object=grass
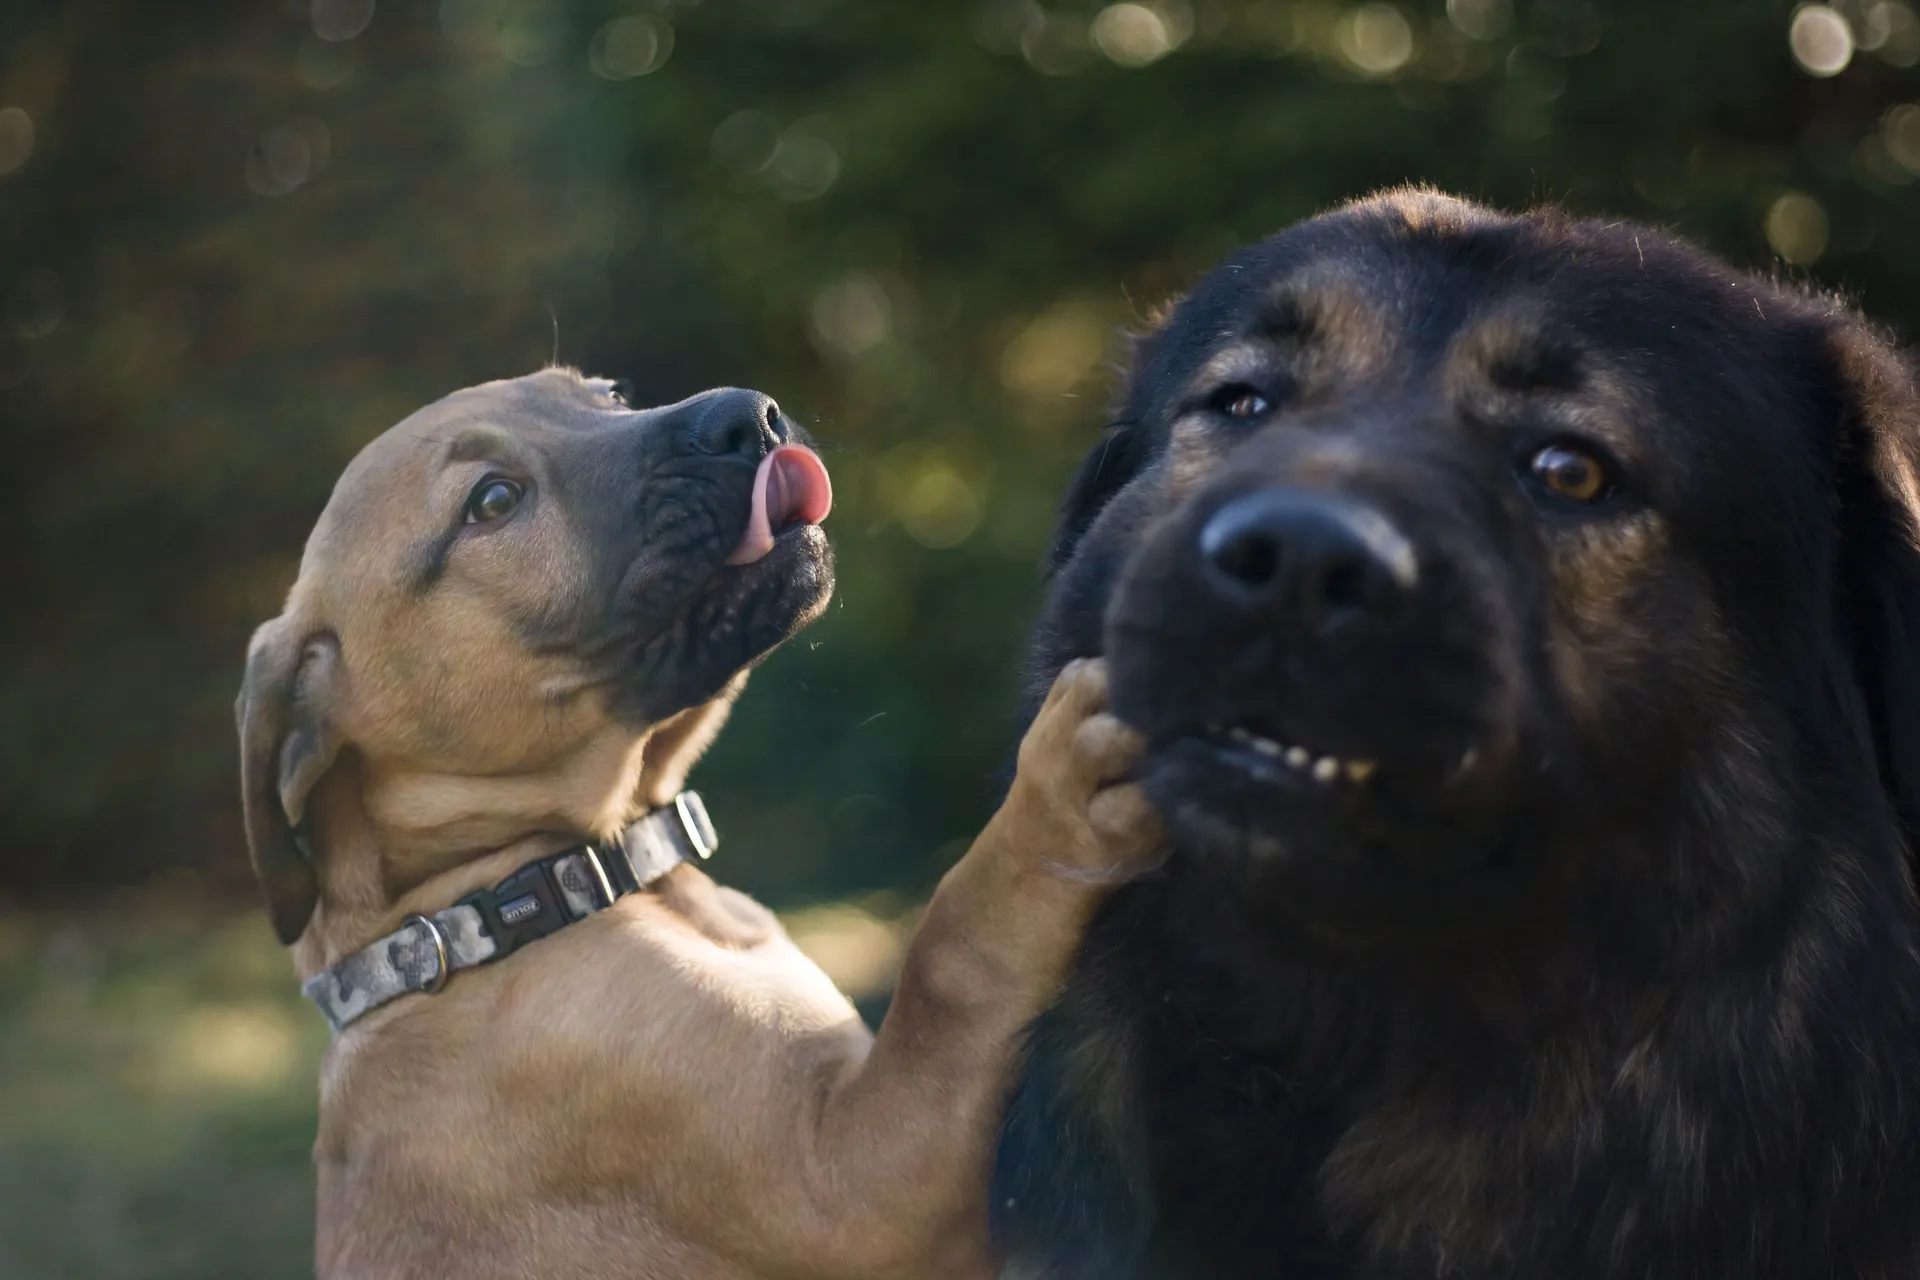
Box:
[0,909,323,1280]
[0,894,915,1278]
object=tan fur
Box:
[241,370,1163,1278]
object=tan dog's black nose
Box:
[684,387,784,460]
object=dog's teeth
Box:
[1284,746,1311,769]
[1311,757,1340,783]
[1344,759,1376,783]
[1249,736,1282,757]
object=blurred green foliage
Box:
[1,0,1918,1269]
[0,909,322,1278]
[4,0,1920,906]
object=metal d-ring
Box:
[675,791,716,860]
[580,846,619,910]
[404,913,451,994]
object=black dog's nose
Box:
[685,388,784,460]
[1198,489,1418,626]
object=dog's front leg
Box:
[751,659,1163,1278]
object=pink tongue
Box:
[726,443,834,565]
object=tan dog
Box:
[236,367,1160,1279]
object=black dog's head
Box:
[1035,190,1920,946]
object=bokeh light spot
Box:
[1885,103,1920,174]
[900,464,983,549]
[1022,11,1093,76]
[1091,3,1187,67]
[1790,5,1854,76]
[246,119,330,196]
[0,107,33,176]
[590,15,674,79]
[1340,4,1416,77]
[1446,0,1512,41]
[166,1004,298,1091]
[9,268,64,340]
[1858,0,1920,61]
[767,124,841,201]
[712,109,781,173]
[810,275,892,358]
[310,0,374,43]
[1765,191,1830,264]
[1001,302,1107,399]
[501,2,567,67]
[1871,0,1920,64]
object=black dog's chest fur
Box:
[1000,858,1920,1280]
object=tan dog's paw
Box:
[1010,658,1166,884]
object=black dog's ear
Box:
[235,621,341,944]
[1048,421,1154,574]
[1829,318,1920,858]
[1047,322,1172,573]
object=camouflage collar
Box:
[300,791,717,1033]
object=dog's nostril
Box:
[1206,527,1282,589]
[687,388,779,460]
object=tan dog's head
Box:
[237,368,833,945]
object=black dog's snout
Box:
[684,388,785,460]
[1198,490,1419,627]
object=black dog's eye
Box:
[465,478,524,523]
[1215,385,1272,421]
[1528,442,1614,504]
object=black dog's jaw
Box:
[993,191,1920,1278]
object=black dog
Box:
[990,190,1920,1279]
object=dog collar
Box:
[301,791,718,1033]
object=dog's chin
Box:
[1139,732,1527,944]
[720,522,835,637]
[616,525,834,724]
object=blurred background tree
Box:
[0,0,1917,1274]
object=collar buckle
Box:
[460,859,567,961]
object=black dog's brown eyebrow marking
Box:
[1254,293,1310,340]
[1248,276,1392,379]
[1488,340,1583,393]
[1452,308,1586,396]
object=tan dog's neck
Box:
[293,695,736,978]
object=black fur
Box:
[991,191,1920,1279]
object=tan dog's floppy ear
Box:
[236,620,342,944]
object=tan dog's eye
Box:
[465,478,524,523]
[1529,443,1613,504]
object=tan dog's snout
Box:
[237,369,834,947]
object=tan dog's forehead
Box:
[305,368,618,579]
